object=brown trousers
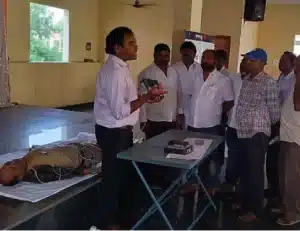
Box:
[279,141,300,219]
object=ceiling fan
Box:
[123,0,158,8]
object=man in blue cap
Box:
[235,48,281,223]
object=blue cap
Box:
[242,48,268,64]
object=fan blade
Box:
[139,3,159,7]
[120,1,159,8]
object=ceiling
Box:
[268,0,300,4]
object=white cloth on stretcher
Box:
[0,132,99,203]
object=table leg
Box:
[186,203,211,230]
[131,161,174,230]
[185,162,218,230]
[195,174,217,211]
[132,169,186,229]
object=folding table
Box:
[117,129,224,230]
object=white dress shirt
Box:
[139,63,178,123]
[219,66,230,78]
[173,61,203,123]
[280,84,300,145]
[278,71,295,105]
[188,69,234,128]
[94,55,139,128]
[227,73,243,129]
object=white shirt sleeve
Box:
[138,71,147,123]
[176,70,184,114]
[104,69,131,120]
[222,77,234,102]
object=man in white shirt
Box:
[94,27,167,229]
[266,51,296,202]
[215,49,230,78]
[188,49,234,132]
[173,41,203,128]
[278,51,296,105]
[139,43,178,139]
[215,49,232,164]
[224,57,248,189]
[276,55,300,226]
[188,49,234,187]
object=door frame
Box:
[214,35,231,68]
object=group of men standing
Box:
[138,42,279,224]
[94,27,300,229]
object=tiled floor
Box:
[127,188,300,231]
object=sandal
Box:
[270,205,284,214]
[277,216,300,226]
[238,212,259,223]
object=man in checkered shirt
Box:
[235,48,281,223]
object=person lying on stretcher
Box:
[0,142,102,186]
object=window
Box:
[29,3,69,62]
[293,35,300,56]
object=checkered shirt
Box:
[236,72,281,138]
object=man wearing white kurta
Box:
[188,49,234,187]
[139,43,179,139]
[173,41,203,128]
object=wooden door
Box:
[214,35,231,68]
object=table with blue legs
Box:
[117,129,224,230]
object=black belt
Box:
[96,124,133,131]
[120,125,134,131]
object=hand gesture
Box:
[147,96,165,104]
[147,83,167,102]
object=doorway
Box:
[214,35,231,68]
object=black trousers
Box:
[239,133,269,215]
[142,120,178,187]
[187,125,224,165]
[266,141,280,199]
[225,127,243,185]
[187,125,224,187]
[95,124,138,228]
[145,120,176,140]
